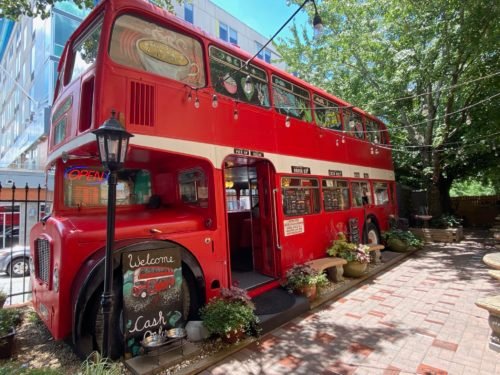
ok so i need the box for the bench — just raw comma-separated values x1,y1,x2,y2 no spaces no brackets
366,244,384,264
307,257,347,283
475,295,500,350
483,253,500,270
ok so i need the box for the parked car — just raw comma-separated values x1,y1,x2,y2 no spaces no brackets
0,227,19,248
0,245,30,277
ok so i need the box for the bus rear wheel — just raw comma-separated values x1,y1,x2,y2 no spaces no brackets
365,222,381,245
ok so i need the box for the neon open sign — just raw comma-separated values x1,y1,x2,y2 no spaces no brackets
64,166,110,185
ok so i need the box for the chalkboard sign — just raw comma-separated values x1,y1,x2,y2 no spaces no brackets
122,246,183,356
349,218,360,244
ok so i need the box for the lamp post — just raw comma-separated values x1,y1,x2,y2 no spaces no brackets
92,110,133,358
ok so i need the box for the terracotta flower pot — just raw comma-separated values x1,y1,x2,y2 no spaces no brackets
222,328,245,344
343,261,368,277
295,284,318,302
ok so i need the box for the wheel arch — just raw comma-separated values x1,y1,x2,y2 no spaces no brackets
363,214,381,244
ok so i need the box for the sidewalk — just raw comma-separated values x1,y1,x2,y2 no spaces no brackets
203,231,500,375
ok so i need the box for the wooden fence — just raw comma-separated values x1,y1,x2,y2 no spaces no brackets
451,195,500,228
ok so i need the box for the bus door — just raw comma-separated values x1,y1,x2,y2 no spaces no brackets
250,161,278,277
224,158,279,287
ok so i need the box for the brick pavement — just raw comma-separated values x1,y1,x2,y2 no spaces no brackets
203,232,500,375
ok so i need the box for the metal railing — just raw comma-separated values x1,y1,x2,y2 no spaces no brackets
0,182,44,306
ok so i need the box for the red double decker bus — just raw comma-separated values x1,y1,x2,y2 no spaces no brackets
30,0,396,358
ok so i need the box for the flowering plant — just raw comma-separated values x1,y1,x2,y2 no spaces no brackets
200,287,259,340
326,233,371,264
284,263,328,290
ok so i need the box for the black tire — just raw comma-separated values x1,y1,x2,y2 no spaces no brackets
365,222,381,245
88,275,124,360
8,257,30,277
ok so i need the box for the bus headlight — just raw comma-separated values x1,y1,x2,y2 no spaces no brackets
53,267,59,292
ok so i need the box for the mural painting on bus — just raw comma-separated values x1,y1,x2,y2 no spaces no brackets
122,247,182,356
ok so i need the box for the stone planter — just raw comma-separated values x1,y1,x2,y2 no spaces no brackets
295,284,318,302
410,227,463,243
387,238,409,252
343,261,368,277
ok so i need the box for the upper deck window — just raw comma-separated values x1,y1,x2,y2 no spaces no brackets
366,120,381,143
345,110,364,140
110,15,205,88
68,19,103,84
272,76,311,122
209,46,269,107
313,95,342,130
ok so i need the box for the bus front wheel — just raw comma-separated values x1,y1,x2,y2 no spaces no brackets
365,222,381,245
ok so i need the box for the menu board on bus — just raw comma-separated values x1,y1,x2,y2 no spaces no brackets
283,189,309,216
122,245,183,356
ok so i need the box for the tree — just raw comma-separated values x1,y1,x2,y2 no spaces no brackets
278,0,500,215
0,0,178,20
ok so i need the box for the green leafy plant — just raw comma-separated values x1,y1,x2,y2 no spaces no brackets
0,308,22,337
284,263,328,290
383,229,423,248
0,365,63,375
430,214,463,229
326,233,371,263
0,290,7,309
200,287,259,340
80,351,121,375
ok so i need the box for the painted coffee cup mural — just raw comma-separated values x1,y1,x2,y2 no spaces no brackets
122,247,183,356
109,14,205,88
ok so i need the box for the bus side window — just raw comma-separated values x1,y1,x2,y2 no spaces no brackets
178,168,208,208
374,182,389,205
351,181,371,207
322,179,350,211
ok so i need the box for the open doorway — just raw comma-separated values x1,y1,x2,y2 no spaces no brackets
224,158,278,290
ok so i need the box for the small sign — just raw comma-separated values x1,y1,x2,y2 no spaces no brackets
284,218,305,236
354,172,360,178
234,148,264,157
348,218,360,244
328,170,343,177
363,173,369,179
234,148,250,155
291,166,311,174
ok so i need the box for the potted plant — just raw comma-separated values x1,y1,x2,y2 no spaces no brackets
0,290,7,309
327,233,370,277
383,229,423,252
283,263,328,301
0,308,22,359
200,287,259,344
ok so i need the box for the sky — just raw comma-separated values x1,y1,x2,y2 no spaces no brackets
209,0,310,41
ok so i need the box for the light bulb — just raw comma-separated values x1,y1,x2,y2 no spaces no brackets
285,116,291,128
212,94,218,108
194,97,200,109
422,104,429,117
187,91,192,102
233,109,239,120
336,139,339,146
375,148,379,155
466,114,471,125
370,148,374,155
342,136,345,144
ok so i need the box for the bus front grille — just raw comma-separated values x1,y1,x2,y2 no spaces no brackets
35,238,51,284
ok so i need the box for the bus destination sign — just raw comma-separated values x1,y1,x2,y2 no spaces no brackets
328,170,343,177
234,148,264,157
291,166,311,174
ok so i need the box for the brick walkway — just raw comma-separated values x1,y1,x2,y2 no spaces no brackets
204,231,500,375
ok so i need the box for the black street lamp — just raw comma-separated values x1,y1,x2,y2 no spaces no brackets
92,110,133,358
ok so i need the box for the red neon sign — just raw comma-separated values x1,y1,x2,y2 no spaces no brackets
64,166,109,184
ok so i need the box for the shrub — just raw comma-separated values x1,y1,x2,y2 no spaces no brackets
430,214,462,229
383,229,423,248
80,352,121,375
0,308,22,337
200,287,259,339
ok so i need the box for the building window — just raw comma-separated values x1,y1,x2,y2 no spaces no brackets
219,22,237,45
54,12,81,58
184,3,194,24
256,42,271,63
